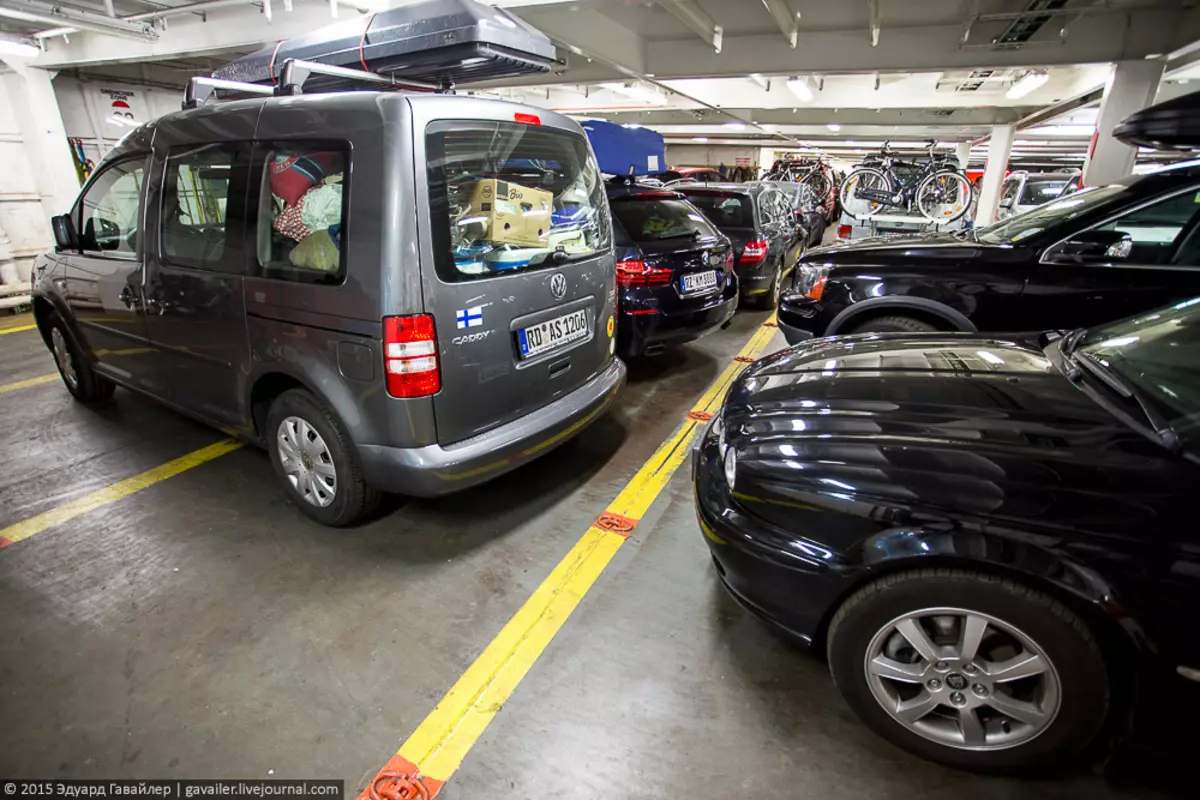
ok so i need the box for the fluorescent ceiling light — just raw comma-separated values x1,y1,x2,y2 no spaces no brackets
692,137,709,143
723,122,746,130
827,123,842,132
0,34,39,58
786,77,812,102
599,81,664,105
1006,71,1049,99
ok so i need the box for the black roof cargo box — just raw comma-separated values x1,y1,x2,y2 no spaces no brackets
212,0,556,91
1114,89,1200,151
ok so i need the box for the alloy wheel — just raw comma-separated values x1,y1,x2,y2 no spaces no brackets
277,416,338,507
51,328,78,389
863,607,1061,750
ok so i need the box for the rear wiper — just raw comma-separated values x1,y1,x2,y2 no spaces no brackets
656,230,701,240
1067,349,1182,453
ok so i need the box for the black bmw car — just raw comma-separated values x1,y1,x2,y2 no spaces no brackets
677,183,803,308
695,299,1200,772
607,182,738,358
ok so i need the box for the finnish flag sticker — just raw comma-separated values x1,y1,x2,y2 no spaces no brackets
456,306,484,329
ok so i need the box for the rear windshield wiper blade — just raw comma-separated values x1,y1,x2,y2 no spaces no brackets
654,230,702,240
1070,350,1182,453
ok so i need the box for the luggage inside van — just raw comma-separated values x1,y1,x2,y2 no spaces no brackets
212,0,556,91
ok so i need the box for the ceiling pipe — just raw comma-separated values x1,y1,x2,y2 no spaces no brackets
867,0,880,47
0,0,158,40
760,0,798,49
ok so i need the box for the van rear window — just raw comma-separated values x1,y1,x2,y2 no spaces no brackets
426,120,610,282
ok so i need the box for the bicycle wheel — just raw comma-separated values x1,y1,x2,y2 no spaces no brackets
801,169,832,202
839,167,889,220
915,170,974,224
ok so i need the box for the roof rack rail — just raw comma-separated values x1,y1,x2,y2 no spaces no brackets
183,58,440,110
183,77,273,110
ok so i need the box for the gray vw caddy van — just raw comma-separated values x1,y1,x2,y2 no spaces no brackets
31,90,625,526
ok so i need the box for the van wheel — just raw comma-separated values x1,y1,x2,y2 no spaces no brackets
266,389,380,527
827,569,1110,773
849,315,939,334
48,313,115,403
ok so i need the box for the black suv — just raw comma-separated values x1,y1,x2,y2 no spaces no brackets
780,160,1200,344
607,182,738,358
677,183,803,308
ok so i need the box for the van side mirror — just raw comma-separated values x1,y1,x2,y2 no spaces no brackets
51,214,78,251
1045,229,1133,264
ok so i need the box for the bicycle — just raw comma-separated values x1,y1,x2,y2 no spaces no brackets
838,142,974,224
764,157,834,204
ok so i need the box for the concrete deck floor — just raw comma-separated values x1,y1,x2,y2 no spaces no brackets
0,310,1178,798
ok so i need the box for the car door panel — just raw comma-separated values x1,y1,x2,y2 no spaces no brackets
143,114,256,427
1027,184,1200,329
60,154,168,395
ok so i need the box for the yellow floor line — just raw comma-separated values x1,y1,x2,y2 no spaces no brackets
377,315,779,794
0,324,36,335
0,373,58,396
0,439,243,549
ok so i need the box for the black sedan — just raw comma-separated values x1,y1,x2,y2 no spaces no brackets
608,183,738,358
677,183,802,308
695,299,1200,772
779,161,1200,345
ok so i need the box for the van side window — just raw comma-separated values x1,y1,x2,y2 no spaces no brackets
78,157,146,259
160,143,251,272
252,143,348,284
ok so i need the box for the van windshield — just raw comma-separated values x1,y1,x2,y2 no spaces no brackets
427,120,610,281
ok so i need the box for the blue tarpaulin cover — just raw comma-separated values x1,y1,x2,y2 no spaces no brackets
581,120,666,176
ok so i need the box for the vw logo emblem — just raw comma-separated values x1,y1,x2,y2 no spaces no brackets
549,273,567,299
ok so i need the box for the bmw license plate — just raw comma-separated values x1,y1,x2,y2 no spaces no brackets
518,309,589,358
680,270,718,294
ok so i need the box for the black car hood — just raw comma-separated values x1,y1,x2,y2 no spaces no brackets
801,231,983,260
723,333,1193,538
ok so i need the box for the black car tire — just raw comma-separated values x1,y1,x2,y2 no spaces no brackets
266,389,380,527
47,312,115,403
827,568,1110,773
849,315,939,334
752,261,784,310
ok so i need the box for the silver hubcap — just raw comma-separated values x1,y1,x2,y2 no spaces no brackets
864,607,1060,750
277,416,337,508
51,328,78,389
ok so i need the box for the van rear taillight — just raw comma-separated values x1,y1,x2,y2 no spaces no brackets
616,258,673,287
740,239,768,265
383,315,440,398
837,224,852,240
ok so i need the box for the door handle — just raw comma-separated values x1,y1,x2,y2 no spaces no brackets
145,296,172,315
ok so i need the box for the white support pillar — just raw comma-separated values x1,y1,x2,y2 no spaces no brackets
1,63,81,219
954,142,972,170
1083,60,1164,186
758,146,778,178
974,124,1014,227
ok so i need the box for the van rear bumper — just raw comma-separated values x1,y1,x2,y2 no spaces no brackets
357,357,626,497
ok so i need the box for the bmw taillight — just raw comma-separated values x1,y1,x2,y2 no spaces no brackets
740,239,768,265
616,258,673,287
383,314,440,398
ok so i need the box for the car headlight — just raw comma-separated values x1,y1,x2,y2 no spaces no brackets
710,414,726,458
723,447,737,488
795,264,831,298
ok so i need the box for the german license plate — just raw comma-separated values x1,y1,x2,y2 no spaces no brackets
680,270,718,294
518,308,589,358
